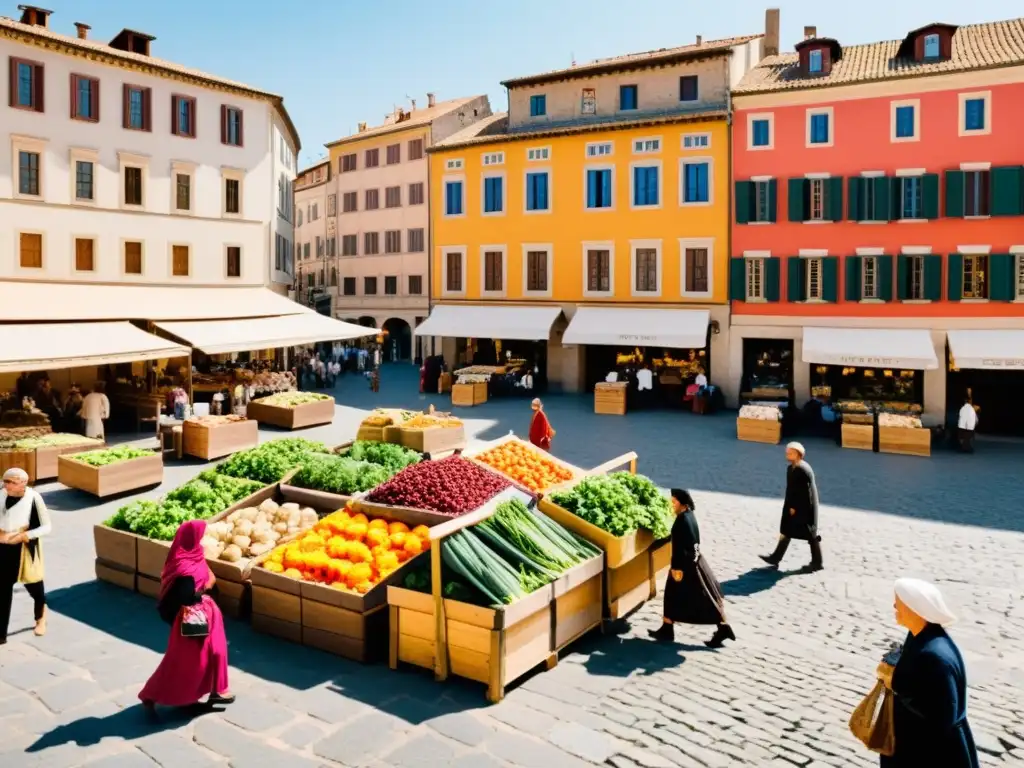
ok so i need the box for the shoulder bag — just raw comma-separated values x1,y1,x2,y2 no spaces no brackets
849,679,896,756
180,603,210,638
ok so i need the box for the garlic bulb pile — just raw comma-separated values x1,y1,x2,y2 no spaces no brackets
878,412,923,429
201,499,318,563
739,404,782,421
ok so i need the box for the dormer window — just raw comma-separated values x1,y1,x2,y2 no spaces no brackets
796,37,840,77
808,49,823,73
923,34,940,58
898,23,956,63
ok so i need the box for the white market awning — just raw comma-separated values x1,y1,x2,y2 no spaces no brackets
414,305,561,341
802,327,938,370
0,322,189,373
156,314,378,355
562,307,710,348
0,282,309,322
947,330,1024,370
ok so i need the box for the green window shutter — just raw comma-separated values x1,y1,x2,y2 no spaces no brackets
989,253,1014,301
827,177,844,222
729,257,747,300
873,177,891,222
822,256,839,302
924,255,943,300
944,170,965,218
878,255,893,301
765,257,780,301
896,255,908,300
991,166,1024,217
845,255,862,301
922,173,940,219
734,181,753,224
768,179,778,222
847,177,862,221
787,256,805,302
889,178,903,221
946,253,963,301
787,178,807,222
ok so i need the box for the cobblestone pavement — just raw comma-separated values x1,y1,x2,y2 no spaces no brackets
2,364,1023,767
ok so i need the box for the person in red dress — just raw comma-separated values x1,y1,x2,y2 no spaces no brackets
528,398,555,451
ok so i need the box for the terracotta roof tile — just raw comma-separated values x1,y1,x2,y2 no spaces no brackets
324,97,485,148
735,17,1024,94
502,34,762,87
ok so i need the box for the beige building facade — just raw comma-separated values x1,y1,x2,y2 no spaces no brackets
293,160,334,316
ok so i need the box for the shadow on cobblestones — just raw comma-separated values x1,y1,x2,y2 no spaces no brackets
720,566,791,597
25,703,211,753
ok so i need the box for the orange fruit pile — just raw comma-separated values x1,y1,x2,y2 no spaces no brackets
262,505,430,594
473,440,573,494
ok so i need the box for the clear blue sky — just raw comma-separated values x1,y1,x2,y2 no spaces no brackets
36,0,1022,167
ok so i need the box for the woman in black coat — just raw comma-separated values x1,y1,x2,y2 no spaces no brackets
649,490,736,648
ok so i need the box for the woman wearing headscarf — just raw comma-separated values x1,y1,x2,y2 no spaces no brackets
528,398,555,451
139,520,233,711
0,468,50,642
649,490,736,648
876,578,979,767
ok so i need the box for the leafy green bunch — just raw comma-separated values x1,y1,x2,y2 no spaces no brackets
257,392,332,407
72,446,155,467
549,472,672,539
291,454,391,496
341,440,421,473
216,438,327,484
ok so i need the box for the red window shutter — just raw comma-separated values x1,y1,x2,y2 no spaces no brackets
122,84,130,128
914,35,924,60
170,95,178,134
69,74,77,117
7,57,14,107
940,33,952,60
33,64,43,112
220,105,227,144
237,110,244,147
143,88,152,131
820,47,831,75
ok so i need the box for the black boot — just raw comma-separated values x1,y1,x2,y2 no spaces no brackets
647,623,675,642
759,537,790,566
705,623,736,648
800,538,824,573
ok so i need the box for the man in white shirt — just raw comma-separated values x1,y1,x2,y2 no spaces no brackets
695,369,708,389
636,367,653,391
957,397,978,453
80,382,111,440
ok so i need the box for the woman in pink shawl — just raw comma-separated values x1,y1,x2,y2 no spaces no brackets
139,519,233,710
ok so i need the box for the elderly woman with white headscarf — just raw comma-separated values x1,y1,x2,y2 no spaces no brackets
0,468,51,642
876,578,979,767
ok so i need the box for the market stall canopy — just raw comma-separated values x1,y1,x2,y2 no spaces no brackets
0,282,308,322
561,307,710,348
155,313,378,355
947,330,1024,370
0,322,189,373
414,305,562,341
802,327,938,370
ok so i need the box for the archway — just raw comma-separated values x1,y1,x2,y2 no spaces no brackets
357,316,376,328
381,318,412,362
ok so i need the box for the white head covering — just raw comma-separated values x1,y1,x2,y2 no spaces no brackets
786,441,806,457
895,578,957,626
2,467,29,482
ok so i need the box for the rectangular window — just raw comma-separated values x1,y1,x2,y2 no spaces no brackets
861,178,877,220
175,173,191,211
18,151,40,196
124,241,143,274
530,94,546,116
746,258,764,300
446,159,464,171
124,166,143,206
365,148,379,168
527,147,550,161
408,139,424,161
633,166,659,206
484,250,503,292
484,177,504,213
408,228,425,253
172,245,189,276
526,172,549,211
962,254,989,299
71,75,98,121
809,49,823,73
364,277,377,295
810,113,830,144
635,248,657,292
807,179,827,221
619,84,638,111
222,106,243,146
754,180,771,222
365,189,379,210
446,252,462,292
326,237,336,257
172,95,196,137
895,105,915,139
343,191,357,212
364,232,379,255
634,138,660,154
409,182,425,205
19,233,42,269
303,243,310,260
121,86,148,130
343,277,356,296
964,98,985,131
225,178,240,214
586,142,613,158
384,230,401,253
1016,255,1024,300
482,152,505,166
805,257,823,300
683,162,709,204
685,248,709,293
13,59,43,111
386,144,401,164
385,276,398,295
445,181,463,215
899,177,922,219
527,251,548,292
408,275,423,295
964,170,991,217
586,169,613,208
587,250,611,292
316,236,323,257
75,238,94,271
924,34,940,58
327,194,337,216
341,234,358,256
862,256,878,299
679,75,698,102
311,203,319,221
341,153,357,172
385,186,401,208
904,255,925,300
752,119,771,147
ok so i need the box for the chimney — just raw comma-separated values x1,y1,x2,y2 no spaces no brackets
696,35,702,45
18,5,52,27
357,122,367,133
74,22,90,39
804,25,817,40
427,92,436,108
763,8,780,57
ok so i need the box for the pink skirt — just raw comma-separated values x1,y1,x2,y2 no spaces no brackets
139,595,229,707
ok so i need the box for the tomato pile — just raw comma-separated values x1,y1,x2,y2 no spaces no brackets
365,455,510,516
473,440,573,494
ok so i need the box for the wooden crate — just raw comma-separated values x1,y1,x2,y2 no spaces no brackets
356,424,385,442
251,567,303,643
136,574,160,599
399,425,466,455
247,398,335,430
93,525,138,572
276,484,351,514
841,423,874,451
594,383,627,416
451,382,487,407
465,434,586,494
879,426,931,457
58,453,163,498
94,559,135,592
438,372,452,394
0,450,37,483
33,440,104,480
537,496,654,569
736,418,782,445
182,419,259,460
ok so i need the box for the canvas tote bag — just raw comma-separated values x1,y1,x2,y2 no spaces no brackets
849,678,896,756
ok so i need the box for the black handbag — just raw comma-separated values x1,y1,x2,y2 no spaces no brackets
180,604,209,638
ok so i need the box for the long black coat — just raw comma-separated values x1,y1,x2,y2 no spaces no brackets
880,624,978,768
663,511,726,625
781,460,819,540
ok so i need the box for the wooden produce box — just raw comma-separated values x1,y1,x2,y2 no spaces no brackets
451,382,487,407
594,382,627,416
93,524,140,574
0,450,37,483
276,484,351,515
182,419,259,460
247,398,335,430
251,566,303,643
35,440,104,480
878,426,931,457
58,452,163,498
841,423,874,451
399,425,466,455
355,424,385,442
736,418,782,445
94,558,135,592
438,372,452,394
465,434,586,493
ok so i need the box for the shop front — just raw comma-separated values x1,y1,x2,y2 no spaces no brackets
740,338,794,407
946,330,1024,437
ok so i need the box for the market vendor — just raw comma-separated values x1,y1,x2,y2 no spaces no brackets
80,382,110,440
957,396,978,453
529,398,555,451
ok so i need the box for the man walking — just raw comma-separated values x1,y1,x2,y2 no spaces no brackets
957,396,978,453
760,442,823,573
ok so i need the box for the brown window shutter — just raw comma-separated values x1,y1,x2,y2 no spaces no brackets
190,98,196,137
170,95,178,134
820,47,831,75
33,64,44,112
143,88,152,131
914,35,924,60
941,33,952,60
220,105,227,144
8,57,14,108
238,110,244,147
95,79,100,122
122,84,130,128
69,74,76,117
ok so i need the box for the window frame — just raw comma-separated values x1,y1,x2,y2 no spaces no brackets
442,174,466,218
744,255,766,302
343,276,357,296
17,231,44,271
69,147,98,205
805,106,834,148
633,137,662,155
630,239,662,297
896,174,924,221
15,146,42,199
386,143,401,165
630,161,662,210
70,73,99,122
752,178,773,224
10,57,44,113
480,245,507,297
221,105,244,147
923,33,941,59
385,185,402,208
171,161,196,214
890,99,920,143
384,229,402,254
408,275,423,296
585,141,613,158
364,188,379,211
582,241,615,297
407,228,425,253
341,234,358,256
442,246,467,296
804,255,824,301
524,168,552,214
407,139,425,161
679,75,698,102
747,112,775,151
583,163,615,211
679,157,713,207
680,237,714,299
619,84,638,111
861,255,879,300
481,171,506,216
961,253,990,300
340,153,357,173
342,191,358,213
527,146,551,162
958,91,991,137
72,235,97,273
221,167,244,218
364,147,380,168
408,182,425,206
808,48,823,73
363,276,378,296
122,84,151,132
963,168,991,218
118,151,148,210
681,133,710,151
529,94,546,117
171,94,197,139
121,238,145,277
522,244,553,297
169,243,191,278
363,232,380,255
